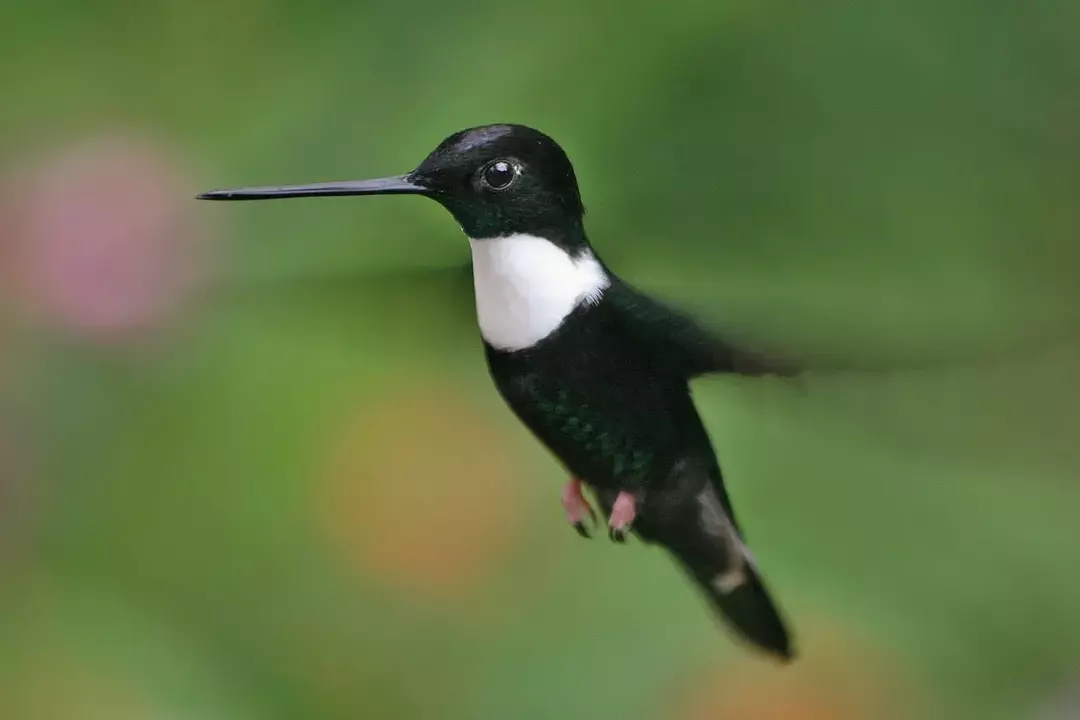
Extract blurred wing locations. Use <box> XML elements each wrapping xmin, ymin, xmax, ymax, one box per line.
<box><xmin>217</xmin><ymin>261</ymin><xmax>477</xmax><ymax>323</ymax></box>
<box><xmin>607</xmin><ymin>281</ymin><xmax>801</xmax><ymax>379</ymax></box>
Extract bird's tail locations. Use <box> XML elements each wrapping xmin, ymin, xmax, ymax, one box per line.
<box><xmin>659</xmin><ymin>485</ymin><xmax>794</xmax><ymax>661</ymax></box>
<box><xmin>672</xmin><ymin>546</ymin><xmax>794</xmax><ymax>661</ymax></box>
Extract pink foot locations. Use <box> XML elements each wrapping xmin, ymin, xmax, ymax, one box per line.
<box><xmin>608</xmin><ymin>491</ymin><xmax>637</xmax><ymax>543</ymax></box>
<box><xmin>561</xmin><ymin>478</ymin><xmax>597</xmax><ymax>538</ymax></box>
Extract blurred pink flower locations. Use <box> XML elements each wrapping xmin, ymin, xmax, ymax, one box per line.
<box><xmin>1</xmin><ymin>133</ymin><xmax>212</xmax><ymax>344</ymax></box>
<box><xmin>1033</xmin><ymin>677</ymin><xmax>1080</xmax><ymax>719</ymax></box>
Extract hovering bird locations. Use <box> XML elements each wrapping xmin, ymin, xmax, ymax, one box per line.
<box><xmin>199</xmin><ymin>124</ymin><xmax>801</xmax><ymax>660</ymax></box>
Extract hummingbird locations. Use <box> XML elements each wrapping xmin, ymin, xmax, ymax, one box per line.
<box><xmin>199</xmin><ymin>124</ymin><xmax>801</xmax><ymax>661</ymax></box>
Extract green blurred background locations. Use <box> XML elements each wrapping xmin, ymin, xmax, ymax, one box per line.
<box><xmin>2</xmin><ymin>1</ymin><xmax>1080</xmax><ymax>718</ymax></box>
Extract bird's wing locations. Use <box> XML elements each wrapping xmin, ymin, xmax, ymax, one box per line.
<box><xmin>605</xmin><ymin>280</ymin><xmax>800</xmax><ymax>379</ymax></box>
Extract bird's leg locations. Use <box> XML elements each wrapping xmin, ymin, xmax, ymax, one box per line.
<box><xmin>561</xmin><ymin>477</ymin><xmax>597</xmax><ymax>538</ymax></box>
<box><xmin>608</xmin><ymin>491</ymin><xmax>638</xmax><ymax>543</ymax></box>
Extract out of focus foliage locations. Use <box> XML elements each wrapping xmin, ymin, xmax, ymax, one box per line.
<box><xmin>2</xmin><ymin>2</ymin><xmax>1079</xmax><ymax>718</ymax></box>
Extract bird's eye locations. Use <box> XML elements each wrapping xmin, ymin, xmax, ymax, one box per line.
<box><xmin>481</xmin><ymin>160</ymin><xmax>519</xmax><ymax>190</ymax></box>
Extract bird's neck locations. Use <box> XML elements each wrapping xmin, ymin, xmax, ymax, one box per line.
<box><xmin>468</xmin><ymin>232</ymin><xmax>610</xmax><ymax>352</ymax></box>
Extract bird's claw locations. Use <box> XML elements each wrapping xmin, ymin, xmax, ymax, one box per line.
<box><xmin>562</xmin><ymin>478</ymin><xmax>598</xmax><ymax>539</ymax></box>
<box><xmin>607</xmin><ymin>491</ymin><xmax>637</xmax><ymax>544</ymax></box>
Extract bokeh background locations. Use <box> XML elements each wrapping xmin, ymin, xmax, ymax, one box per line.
<box><xmin>2</xmin><ymin>1</ymin><xmax>1080</xmax><ymax>718</ymax></box>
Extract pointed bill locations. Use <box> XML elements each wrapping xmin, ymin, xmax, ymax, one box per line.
<box><xmin>196</xmin><ymin>174</ymin><xmax>427</xmax><ymax>201</ymax></box>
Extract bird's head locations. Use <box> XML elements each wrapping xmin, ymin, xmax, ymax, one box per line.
<box><xmin>198</xmin><ymin>124</ymin><xmax>587</xmax><ymax>248</ymax></box>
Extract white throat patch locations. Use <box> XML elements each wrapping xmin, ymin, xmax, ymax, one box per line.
<box><xmin>468</xmin><ymin>233</ymin><xmax>610</xmax><ymax>351</ymax></box>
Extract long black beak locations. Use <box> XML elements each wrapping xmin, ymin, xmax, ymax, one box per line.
<box><xmin>196</xmin><ymin>174</ymin><xmax>428</xmax><ymax>201</ymax></box>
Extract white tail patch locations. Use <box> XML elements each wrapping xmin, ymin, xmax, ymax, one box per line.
<box><xmin>469</xmin><ymin>233</ymin><xmax>609</xmax><ymax>351</ymax></box>
<box><xmin>712</xmin><ymin>567</ymin><xmax>748</xmax><ymax>594</ymax></box>
<box><xmin>697</xmin><ymin>486</ymin><xmax>751</xmax><ymax>594</ymax></box>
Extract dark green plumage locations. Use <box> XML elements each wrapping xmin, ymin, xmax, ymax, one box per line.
<box><xmin>485</xmin><ymin>274</ymin><xmax>794</xmax><ymax>660</ymax></box>
<box><xmin>486</xmin><ymin>279</ymin><xmax>785</xmax><ymax>510</ymax></box>
<box><xmin>533</xmin><ymin>390</ymin><xmax>653</xmax><ymax>477</ymax></box>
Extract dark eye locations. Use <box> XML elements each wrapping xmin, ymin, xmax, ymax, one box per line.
<box><xmin>481</xmin><ymin>160</ymin><xmax>519</xmax><ymax>190</ymax></box>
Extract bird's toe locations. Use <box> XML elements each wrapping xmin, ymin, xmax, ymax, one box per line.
<box><xmin>562</xmin><ymin>477</ymin><xmax>598</xmax><ymax>539</ymax></box>
<box><xmin>606</xmin><ymin>491</ymin><xmax>637</xmax><ymax>544</ymax></box>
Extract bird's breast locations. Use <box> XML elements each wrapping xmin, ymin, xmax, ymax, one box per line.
<box><xmin>468</xmin><ymin>233</ymin><xmax>608</xmax><ymax>352</ymax></box>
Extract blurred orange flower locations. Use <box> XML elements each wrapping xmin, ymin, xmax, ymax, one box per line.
<box><xmin>674</xmin><ymin>615</ymin><xmax>922</xmax><ymax>720</ymax></box>
<box><xmin>319</xmin><ymin>384</ymin><xmax>525</xmax><ymax>607</ymax></box>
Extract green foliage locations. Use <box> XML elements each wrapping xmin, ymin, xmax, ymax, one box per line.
<box><xmin>3</xmin><ymin>1</ymin><xmax>1080</xmax><ymax>718</ymax></box>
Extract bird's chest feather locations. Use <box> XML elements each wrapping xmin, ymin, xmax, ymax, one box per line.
<box><xmin>470</xmin><ymin>235</ymin><xmax>708</xmax><ymax>486</ymax></box>
<box><xmin>484</xmin><ymin>322</ymin><xmax>694</xmax><ymax>488</ymax></box>
<box><xmin>468</xmin><ymin>233</ymin><xmax>608</xmax><ymax>351</ymax></box>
